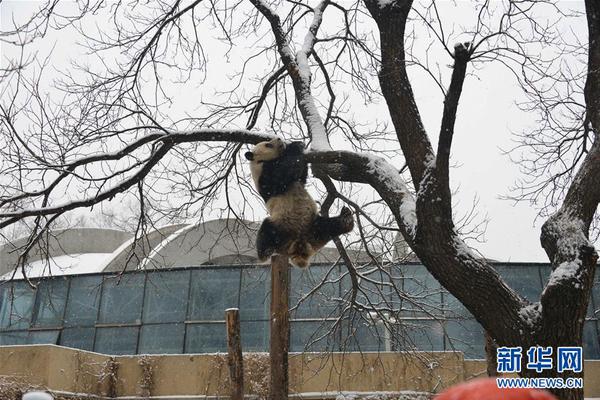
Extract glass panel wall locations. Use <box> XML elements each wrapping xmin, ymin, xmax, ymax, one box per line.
<box><xmin>188</xmin><ymin>269</ymin><xmax>239</xmax><ymax>321</ymax></box>
<box><xmin>139</xmin><ymin>323</ymin><xmax>185</xmax><ymax>354</ymax></box>
<box><xmin>496</xmin><ymin>264</ymin><xmax>544</xmax><ymax>301</ymax></box>
<box><xmin>185</xmin><ymin>323</ymin><xmax>226</xmax><ymax>353</ymax></box>
<box><xmin>239</xmin><ymin>267</ymin><xmax>270</xmax><ymax>321</ymax></box>
<box><xmin>28</xmin><ymin>330</ymin><xmax>60</xmax><ymax>344</ymax></box>
<box><xmin>0</xmin><ymin>263</ymin><xmax>597</xmax><ymax>360</ymax></box>
<box><xmin>32</xmin><ymin>278</ymin><xmax>68</xmax><ymax>328</ymax></box>
<box><xmin>445</xmin><ymin>319</ymin><xmax>485</xmax><ymax>359</ymax></box>
<box><xmin>0</xmin><ymin>285</ymin><xmax>11</xmax><ymax>329</ymax></box>
<box><xmin>98</xmin><ymin>274</ymin><xmax>144</xmax><ymax>324</ymax></box>
<box><xmin>60</xmin><ymin>327</ymin><xmax>95</xmax><ymax>351</ymax></box>
<box><xmin>291</xmin><ymin>265</ymin><xmax>340</xmax><ymax>319</ymax></box>
<box><xmin>95</xmin><ymin>326</ymin><xmax>139</xmax><ymax>355</ymax></box>
<box><xmin>143</xmin><ymin>271</ymin><xmax>190</xmax><ymax>323</ymax></box>
<box><xmin>291</xmin><ymin>320</ymin><xmax>339</xmax><ymax>352</ymax></box>
<box><xmin>64</xmin><ymin>275</ymin><xmax>102</xmax><ymax>326</ymax></box>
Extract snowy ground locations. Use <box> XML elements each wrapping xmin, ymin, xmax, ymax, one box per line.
<box><xmin>293</xmin><ymin>392</ymin><xmax>431</xmax><ymax>400</ymax></box>
<box><xmin>334</xmin><ymin>393</ymin><xmax>430</xmax><ymax>400</ymax></box>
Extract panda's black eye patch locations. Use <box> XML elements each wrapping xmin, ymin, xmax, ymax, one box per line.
<box><xmin>265</xmin><ymin>143</ymin><xmax>274</xmax><ymax>148</ymax></box>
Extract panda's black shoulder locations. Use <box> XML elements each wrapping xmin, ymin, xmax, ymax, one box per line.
<box><xmin>256</xmin><ymin>141</ymin><xmax>308</xmax><ymax>200</ymax></box>
<box><xmin>283</xmin><ymin>141</ymin><xmax>305</xmax><ymax>156</ymax></box>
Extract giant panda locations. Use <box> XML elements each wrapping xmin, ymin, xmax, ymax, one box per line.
<box><xmin>244</xmin><ymin>137</ymin><xmax>354</xmax><ymax>268</ymax></box>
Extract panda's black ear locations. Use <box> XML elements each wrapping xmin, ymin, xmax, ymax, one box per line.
<box><xmin>244</xmin><ymin>151</ymin><xmax>254</xmax><ymax>161</ymax></box>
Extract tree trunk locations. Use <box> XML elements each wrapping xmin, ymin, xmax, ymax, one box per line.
<box><xmin>269</xmin><ymin>255</ymin><xmax>290</xmax><ymax>400</ymax></box>
<box><xmin>226</xmin><ymin>308</ymin><xmax>244</xmax><ymax>400</ymax></box>
<box><xmin>484</xmin><ymin>332</ymin><xmax>498</xmax><ymax>377</ymax></box>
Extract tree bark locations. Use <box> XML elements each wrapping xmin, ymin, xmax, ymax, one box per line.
<box><xmin>484</xmin><ymin>332</ymin><xmax>498</xmax><ymax>377</ymax></box>
<box><xmin>269</xmin><ymin>255</ymin><xmax>290</xmax><ymax>400</ymax></box>
<box><xmin>226</xmin><ymin>308</ymin><xmax>244</xmax><ymax>400</ymax></box>
<box><xmin>362</xmin><ymin>0</ymin><xmax>527</xmax><ymax>345</ymax></box>
<box><xmin>362</xmin><ymin>0</ymin><xmax>434</xmax><ymax>188</ymax></box>
<box><xmin>363</xmin><ymin>2</ymin><xmax>599</xmax><ymax>399</ymax></box>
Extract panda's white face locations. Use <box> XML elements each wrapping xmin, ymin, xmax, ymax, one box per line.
<box><xmin>245</xmin><ymin>137</ymin><xmax>285</xmax><ymax>191</ymax></box>
<box><xmin>244</xmin><ymin>137</ymin><xmax>285</xmax><ymax>163</ymax></box>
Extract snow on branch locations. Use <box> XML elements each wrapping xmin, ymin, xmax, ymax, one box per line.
<box><xmin>250</xmin><ymin>0</ymin><xmax>331</xmax><ymax>151</ymax></box>
<box><xmin>308</xmin><ymin>149</ymin><xmax>417</xmax><ymax>238</ymax></box>
<box><xmin>298</xmin><ymin>1</ymin><xmax>328</xmax><ymax>80</ymax></box>
<box><xmin>364</xmin><ymin>155</ymin><xmax>416</xmax><ymax>236</ymax></box>
<box><xmin>539</xmin><ymin>211</ymin><xmax>597</xmax><ymax>328</ymax></box>
<box><xmin>519</xmin><ymin>303</ymin><xmax>542</xmax><ymax>329</ymax></box>
<box><xmin>542</xmin><ymin>216</ymin><xmax>588</xmax><ymax>291</ymax></box>
<box><xmin>547</xmin><ymin>260</ymin><xmax>582</xmax><ymax>289</ymax></box>
<box><xmin>297</xmin><ymin>0</ymin><xmax>330</xmax><ymax>151</ymax></box>
<box><xmin>0</xmin><ymin>128</ymin><xmax>274</xmax><ymax>228</ymax></box>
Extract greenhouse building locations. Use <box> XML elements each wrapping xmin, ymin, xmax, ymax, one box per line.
<box><xmin>1</xmin><ymin>222</ymin><xmax>599</xmax><ymax>398</ymax></box>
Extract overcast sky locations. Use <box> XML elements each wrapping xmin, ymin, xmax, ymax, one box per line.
<box><xmin>0</xmin><ymin>1</ymin><xmax>593</xmax><ymax>262</ymax></box>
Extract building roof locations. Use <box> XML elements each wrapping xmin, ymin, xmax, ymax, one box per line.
<box><xmin>0</xmin><ymin>219</ymin><xmax>372</xmax><ymax>278</ymax></box>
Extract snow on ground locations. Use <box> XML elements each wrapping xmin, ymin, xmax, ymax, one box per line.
<box><xmin>0</xmin><ymin>253</ymin><xmax>112</xmax><ymax>280</ymax></box>
<box><xmin>334</xmin><ymin>392</ymin><xmax>430</xmax><ymax>400</ymax></box>
<box><xmin>296</xmin><ymin>392</ymin><xmax>431</xmax><ymax>400</ymax></box>
<box><xmin>22</xmin><ymin>392</ymin><xmax>54</xmax><ymax>400</ymax></box>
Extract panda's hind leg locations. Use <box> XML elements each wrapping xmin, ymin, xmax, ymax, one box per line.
<box><xmin>256</xmin><ymin>218</ymin><xmax>289</xmax><ymax>261</ymax></box>
<box><xmin>310</xmin><ymin>206</ymin><xmax>355</xmax><ymax>250</ymax></box>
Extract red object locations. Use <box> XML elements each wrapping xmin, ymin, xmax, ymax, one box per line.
<box><xmin>436</xmin><ymin>378</ymin><xmax>558</xmax><ymax>400</ymax></box>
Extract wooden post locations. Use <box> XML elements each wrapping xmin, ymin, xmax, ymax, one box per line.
<box><xmin>269</xmin><ymin>255</ymin><xmax>290</xmax><ymax>400</ymax></box>
<box><xmin>226</xmin><ymin>308</ymin><xmax>244</xmax><ymax>400</ymax></box>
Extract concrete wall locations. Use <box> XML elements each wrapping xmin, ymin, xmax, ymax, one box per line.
<box><xmin>0</xmin><ymin>345</ymin><xmax>599</xmax><ymax>398</ymax></box>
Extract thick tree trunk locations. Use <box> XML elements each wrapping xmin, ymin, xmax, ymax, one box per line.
<box><xmin>363</xmin><ymin>0</ymin><xmax>528</xmax><ymax>345</ymax></box>
<box><xmin>363</xmin><ymin>2</ymin><xmax>600</xmax><ymax>400</ymax></box>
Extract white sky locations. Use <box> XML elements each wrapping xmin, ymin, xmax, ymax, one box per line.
<box><xmin>0</xmin><ymin>1</ymin><xmax>594</xmax><ymax>263</ymax></box>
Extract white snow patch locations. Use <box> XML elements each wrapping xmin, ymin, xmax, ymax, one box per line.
<box><xmin>554</xmin><ymin>217</ymin><xmax>587</xmax><ymax>253</ymax></box>
<box><xmin>547</xmin><ymin>259</ymin><xmax>582</xmax><ymax>288</ymax></box>
<box><xmin>1</xmin><ymin>253</ymin><xmax>112</xmax><ymax>280</ymax></box>
<box><xmin>299</xmin><ymin>0</ymin><xmax>326</xmax><ymax>76</ymax></box>
<box><xmin>333</xmin><ymin>391</ymin><xmax>430</xmax><ymax>400</ymax></box>
<box><xmin>519</xmin><ymin>303</ymin><xmax>542</xmax><ymax>328</ymax></box>
<box><xmin>377</xmin><ymin>0</ymin><xmax>395</xmax><ymax>8</ymax></box>
<box><xmin>23</xmin><ymin>392</ymin><xmax>54</xmax><ymax>400</ymax></box>
<box><xmin>300</xmin><ymin>96</ymin><xmax>330</xmax><ymax>151</ymax></box>
<box><xmin>296</xmin><ymin>1</ymin><xmax>330</xmax><ymax>152</ymax></box>
<box><xmin>365</xmin><ymin>154</ymin><xmax>416</xmax><ymax>235</ymax></box>
<box><xmin>452</xmin><ymin>236</ymin><xmax>473</xmax><ymax>259</ymax></box>
<box><xmin>297</xmin><ymin>52</ymin><xmax>311</xmax><ymax>83</ymax></box>
<box><xmin>416</xmin><ymin>154</ymin><xmax>436</xmax><ymax>198</ymax></box>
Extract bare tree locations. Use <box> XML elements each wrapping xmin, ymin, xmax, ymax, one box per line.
<box><xmin>0</xmin><ymin>1</ymin><xmax>598</xmax><ymax>399</ymax></box>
